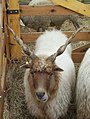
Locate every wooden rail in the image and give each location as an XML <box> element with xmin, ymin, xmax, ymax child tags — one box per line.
<box><xmin>20</xmin><ymin>3</ymin><xmax>90</xmax><ymax>17</ymax></box>
<box><xmin>21</xmin><ymin>32</ymin><xmax>90</xmax><ymax>43</ymax></box>
<box><xmin>20</xmin><ymin>5</ymin><xmax>78</xmax><ymax>16</ymax></box>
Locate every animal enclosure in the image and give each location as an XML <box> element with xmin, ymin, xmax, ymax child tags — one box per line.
<box><xmin>0</xmin><ymin>0</ymin><xmax>90</xmax><ymax>119</ymax></box>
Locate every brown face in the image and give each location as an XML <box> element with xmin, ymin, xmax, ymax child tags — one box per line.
<box><xmin>27</xmin><ymin>57</ymin><xmax>63</xmax><ymax>102</ymax></box>
<box><xmin>29</xmin><ymin>71</ymin><xmax>57</xmax><ymax>102</ymax></box>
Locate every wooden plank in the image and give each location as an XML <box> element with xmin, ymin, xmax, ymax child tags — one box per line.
<box><xmin>8</xmin><ymin>0</ymin><xmax>22</xmax><ymax>59</ymax></box>
<box><xmin>0</xmin><ymin>3</ymin><xmax>3</xmax><ymax>77</ymax></box>
<box><xmin>3</xmin><ymin>0</ymin><xmax>10</xmax><ymax>60</ymax></box>
<box><xmin>72</xmin><ymin>52</ymin><xmax>85</xmax><ymax>63</ymax></box>
<box><xmin>73</xmin><ymin>43</ymin><xmax>90</xmax><ymax>52</ymax></box>
<box><xmin>21</xmin><ymin>32</ymin><xmax>90</xmax><ymax>43</ymax></box>
<box><xmin>21</xmin><ymin>32</ymin><xmax>42</xmax><ymax>42</ymax></box>
<box><xmin>51</xmin><ymin>0</ymin><xmax>90</xmax><ymax>17</ymax></box>
<box><xmin>20</xmin><ymin>5</ymin><xmax>78</xmax><ymax>16</ymax></box>
<box><xmin>0</xmin><ymin>2</ymin><xmax>5</xmax><ymax>119</ymax></box>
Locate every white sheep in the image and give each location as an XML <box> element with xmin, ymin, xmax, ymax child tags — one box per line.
<box><xmin>23</xmin><ymin>29</ymin><xmax>75</xmax><ymax>119</ymax></box>
<box><xmin>76</xmin><ymin>48</ymin><xmax>90</xmax><ymax>119</ymax></box>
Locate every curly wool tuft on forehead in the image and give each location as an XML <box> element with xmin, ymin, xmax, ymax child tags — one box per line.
<box><xmin>31</xmin><ymin>56</ymin><xmax>54</xmax><ymax>73</ymax></box>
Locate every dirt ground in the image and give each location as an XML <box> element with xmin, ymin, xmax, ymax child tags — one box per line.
<box><xmin>3</xmin><ymin>10</ymin><xmax>90</xmax><ymax>119</ymax></box>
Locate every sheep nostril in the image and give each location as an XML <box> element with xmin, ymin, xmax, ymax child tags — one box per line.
<box><xmin>36</xmin><ymin>92</ymin><xmax>45</xmax><ymax>99</ymax></box>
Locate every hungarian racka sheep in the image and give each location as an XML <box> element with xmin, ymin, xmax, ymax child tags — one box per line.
<box><xmin>23</xmin><ymin>30</ymin><xmax>76</xmax><ymax>119</ymax></box>
<box><xmin>20</xmin><ymin>0</ymin><xmax>79</xmax><ymax>31</ymax></box>
<box><xmin>76</xmin><ymin>48</ymin><xmax>90</xmax><ymax>119</ymax></box>
<box><xmin>7</xmin><ymin>25</ymin><xmax>78</xmax><ymax>119</ymax></box>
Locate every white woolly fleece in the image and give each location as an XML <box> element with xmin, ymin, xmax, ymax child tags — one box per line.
<box><xmin>76</xmin><ymin>48</ymin><xmax>90</xmax><ymax>119</ymax></box>
<box><xmin>35</xmin><ymin>30</ymin><xmax>71</xmax><ymax>56</ymax></box>
<box><xmin>24</xmin><ymin>30</ymin><xmax>75</xmax><ymax>119</ymax></box>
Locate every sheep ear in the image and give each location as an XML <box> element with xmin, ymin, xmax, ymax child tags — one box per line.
<box><xmin>54</xmin><ymin>66</ymin><xmax>64</xmax><ymax>72</ymax></box>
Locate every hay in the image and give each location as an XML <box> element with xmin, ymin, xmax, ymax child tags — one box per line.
<box><xmin>3</xmin><ymin>60</ymin><xmax>36</xmax><ymax>119</ymax></box>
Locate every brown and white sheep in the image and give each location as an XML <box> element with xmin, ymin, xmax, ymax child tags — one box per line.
<box><xmin>76</xmin><ymin>48</ymin><xmax>90</xmax><ymax>119</ymax></box>
<box><xmin>7</xmin><ymin>25</ymin><xmax>77</xmax><ymax>119</ymax></box>
<box><xmin>23</xmin><ymin>30</ymin><xmax>75</xmax><ymax>119</ymax></box>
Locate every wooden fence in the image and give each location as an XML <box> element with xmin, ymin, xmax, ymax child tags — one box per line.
<box><xmin>0</xmin><ymin>1</ymin><xmax>7</xmax><ymax>119</ymax></box>
<box><xmin>4</xmin><ymin>0</ymin><xmax>90</xmax><ymax>62</ymax></box>
<box><xmin>0</xmin><ymin>0</ymin><xmax>90</xmax><ymax>119</ymax></box>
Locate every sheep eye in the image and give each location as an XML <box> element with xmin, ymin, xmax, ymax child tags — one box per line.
<box><xmin>48</xmin><ymin>72</ymin><xmax>53</xmax><ymax>79</ymax></box>
<box><xmin>30</xmin><ymin>70</ymin><xmax>34</xmax><ymax>74</ymax></box>
<box><xmin>30</xmin><ymin>71</ymin><xmax>35</xmax><ymax>77</ymax></box>
<box><xmin>50</xmin><ymin>72</ymin><xmax>53</xmax><ymax>76</ymax></box>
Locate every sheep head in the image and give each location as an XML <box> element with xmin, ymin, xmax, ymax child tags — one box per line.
<box><xmin>26</xmin><ymin>56</ymin><xmax>63</xmax><ymax>102</ymax></box>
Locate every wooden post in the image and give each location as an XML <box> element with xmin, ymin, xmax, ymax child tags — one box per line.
<box><xmin>0</xmin><ymin>1</ymin><xmax>9</xmax><ymax>119</ymax></box>
<box><xmin>0</xmin><ymin>2</ymin><xmax>7</xmax><ymax>119</ymax></box>
<box><xmin>0</xmin><ymin>1</ymin><xmax>3</xmax><ymax>78</ymax></box>
<box><xmin>3</xmin><ymin>0</ymin><xmax>10</xmax><ymax>60</ymax></box>
<box><xmin>7</xmin><ymin>0</ymin><xmax>22</xmax><ymax>59</ymax></box>
<box><xmin>0</xmin><ymin>1</ymin><xmax>3</xmax><ymax>118</ymax></box>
